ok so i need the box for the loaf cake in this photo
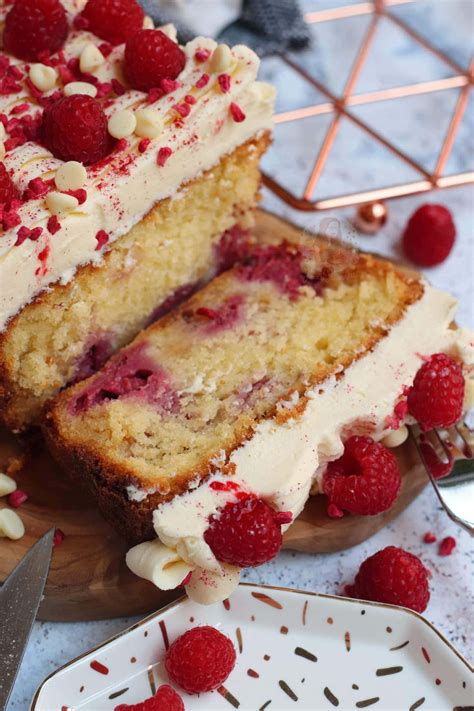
[0,0,274,431]
[45,226,473,604]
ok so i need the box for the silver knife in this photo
[0,529,54,710]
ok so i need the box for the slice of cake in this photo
[45,226,473,604]
[0,0,274,431]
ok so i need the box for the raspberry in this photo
[115,685,184,711]
[42,95,110,165]
[81,0,145,46]
[402,204,456,267]
[0,163,19,208]
[407,353,464,431]
[346,546,430,612]
[124,30,186,92]
[165,626,236,694]
[204,497,288,567]
[4,0,68,62]
[323,436,401,516]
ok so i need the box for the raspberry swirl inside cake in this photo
[46,229,474,603]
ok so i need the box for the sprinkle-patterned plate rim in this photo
[31,583,473,710]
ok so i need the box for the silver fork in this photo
[409,421,474,535]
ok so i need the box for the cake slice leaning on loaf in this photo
[45,227,473,604]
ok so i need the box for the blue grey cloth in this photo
[139,0,310,56]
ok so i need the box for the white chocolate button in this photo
[29,63,58,92]
[209,44,233,73]
[134,108,162,139]
[0,509,25,540]
[382,425,409,448]
[143,15,154,29]
[79,43,105,74]
[55,161,87,191]
[64,81,98,98]
[108,109,137,140]
[46,191,79,216]
[0,473,16,497]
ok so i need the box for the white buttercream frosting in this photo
[0,3,274,331]
[127,284,474,603]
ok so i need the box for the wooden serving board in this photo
[0,210,427,622]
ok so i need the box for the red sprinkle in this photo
[53,528,65,547]
[210,481,241,492]
[194,48,211,63]
[423,532,437,544]
[8,489,28,508]
[157,146,172,167]
[438,536,456,556]
[327,503,344,518]
[90,660,109,675]
[95,230,109,250]
[138,138,151,153]
[35,244,50,276]
[47,215,61,234]
[230,102,246,123]
[195,73,210,89]
[218,73,231,93]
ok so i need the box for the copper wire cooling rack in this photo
[262,0,474,211]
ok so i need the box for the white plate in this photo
[32,584,472,711]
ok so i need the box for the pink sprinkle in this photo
[138,138,151,153]
[160,78,179,94]
[438,536,456,556]
[194,48,211,63]
[157,146,172,167]
[173,102,191,118]
[47,215,61,235]
[195,73,209,89]
[8,490,28,508]
[90,660,109,675]
[327,503,344,518]
[230,102,246,123]
[11,102,29,115]
[95,230,109,250]
[184,94,197,105]
[218,73,231,93]
[111,78,125,96]
[53,528,65,547]
[423,532,437,544]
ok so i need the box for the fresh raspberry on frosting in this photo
[407,353,464,431]
[0,163,19,208]
[81,0,145,46]
[402,204,456,267]
[346,546,430,612]
[323,436,401,516]
[124,30,186,92]
[115,685,184,711]
[42,95,110,165]
[165,626,236,694]
[3,0,68,62]
[204,496,290,568]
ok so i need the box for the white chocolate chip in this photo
[382,425,409,448]
[79,42,105,74]
[0,142,5,160]
[209,44,233,73]
[46,191,79,216]
[64,81,98,98]
[143,15,154,29]
[55,161,87,191]
[0,509,25,540]
[29,63,58,92]
[0,473,17,497]
[134,108,162,139]
[108,109,137,140]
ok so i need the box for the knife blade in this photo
[0,529,54,710]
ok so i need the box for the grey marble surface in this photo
[7,1,474,708]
